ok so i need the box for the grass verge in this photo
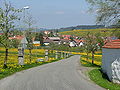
[89,69,120,90]
[80,54,120,90]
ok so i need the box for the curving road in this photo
[0,55,104,90]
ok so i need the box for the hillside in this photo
[57,25,105,32]
[59,28,116,37]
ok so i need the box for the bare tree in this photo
[24,14,35,63]
[0,1,22,68]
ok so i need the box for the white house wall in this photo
[102,48,120,81]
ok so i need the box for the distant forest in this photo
[56,25,105,32]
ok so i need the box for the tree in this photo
[86,0,120,26]
[24,14,35,63]
[86,0,120,40]
[0,1,21,68]
[84,32,98,64]
[48,31,54,37]
[34,33,44,46]
[95,32,104,49]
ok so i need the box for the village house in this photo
[43,39,53,46]
[9,35,24,40]
[102,39,120,84]
[59,39,69,45]
[61,35,71,40]
[74,39,84,46]
[69,41,77,47]
[0,33,3,35]
[43,37,60,45]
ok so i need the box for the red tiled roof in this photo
[9,35,24,40]
[0,33,3,35]
[74,39,84,43]
[103,39,120,49]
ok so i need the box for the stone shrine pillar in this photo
[18,47,24,65]
[61,52,64,58]
[64,52,66,58]
[55,51,58,59]
[45,50,49,61]
[66,52,69,57]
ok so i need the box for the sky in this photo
[0,0,96,29]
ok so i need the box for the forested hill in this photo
[57,25,105,32]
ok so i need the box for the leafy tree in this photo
[0,1,21,68]
[24,14,35,63]
[34,33,44,46]
[86,0,120,25]
[86,0,120,39]
[48,31,54,37]
[11,39,20,48]
[84,32,98,64]
[112,29,120,39]
[95,32,104,49]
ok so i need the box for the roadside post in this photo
[64,52,66,58]
[45,50,49,61]
[66,52,69,57]
[18,47,24,65]
[61,51,63,59]
[55,51,58,59]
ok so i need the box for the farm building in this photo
[102,39,120,84]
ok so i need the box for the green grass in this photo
[89,69,120,90]
[81,59,100,67]
[80,54,120,90]
[59,28,115,37]
[80,55,102,66]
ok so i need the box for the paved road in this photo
[0,55,104,90]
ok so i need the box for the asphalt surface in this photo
[0,55,104,90]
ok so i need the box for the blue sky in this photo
[0,0,96,29]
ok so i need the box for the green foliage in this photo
[11,39,20,48]
[80,55,101,67]
[89,69,120,90]
[48,43,84,52]
[112,29,120,39]
[84,32,99,64]
[59,28,113,37]
[35,33,44,46]
[0,1,22,67]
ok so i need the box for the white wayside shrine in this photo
[18,47,24,65]
[102,39,120,84]
[18,37,28,65]
[21,37,28,49]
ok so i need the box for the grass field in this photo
[59,28,116,37]
[0,47,56,68]
[80,52,102,66]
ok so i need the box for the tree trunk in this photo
[29,49,32,63]
[86,52,89,60]
[92,51,94,64]
[3,48,8,68]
